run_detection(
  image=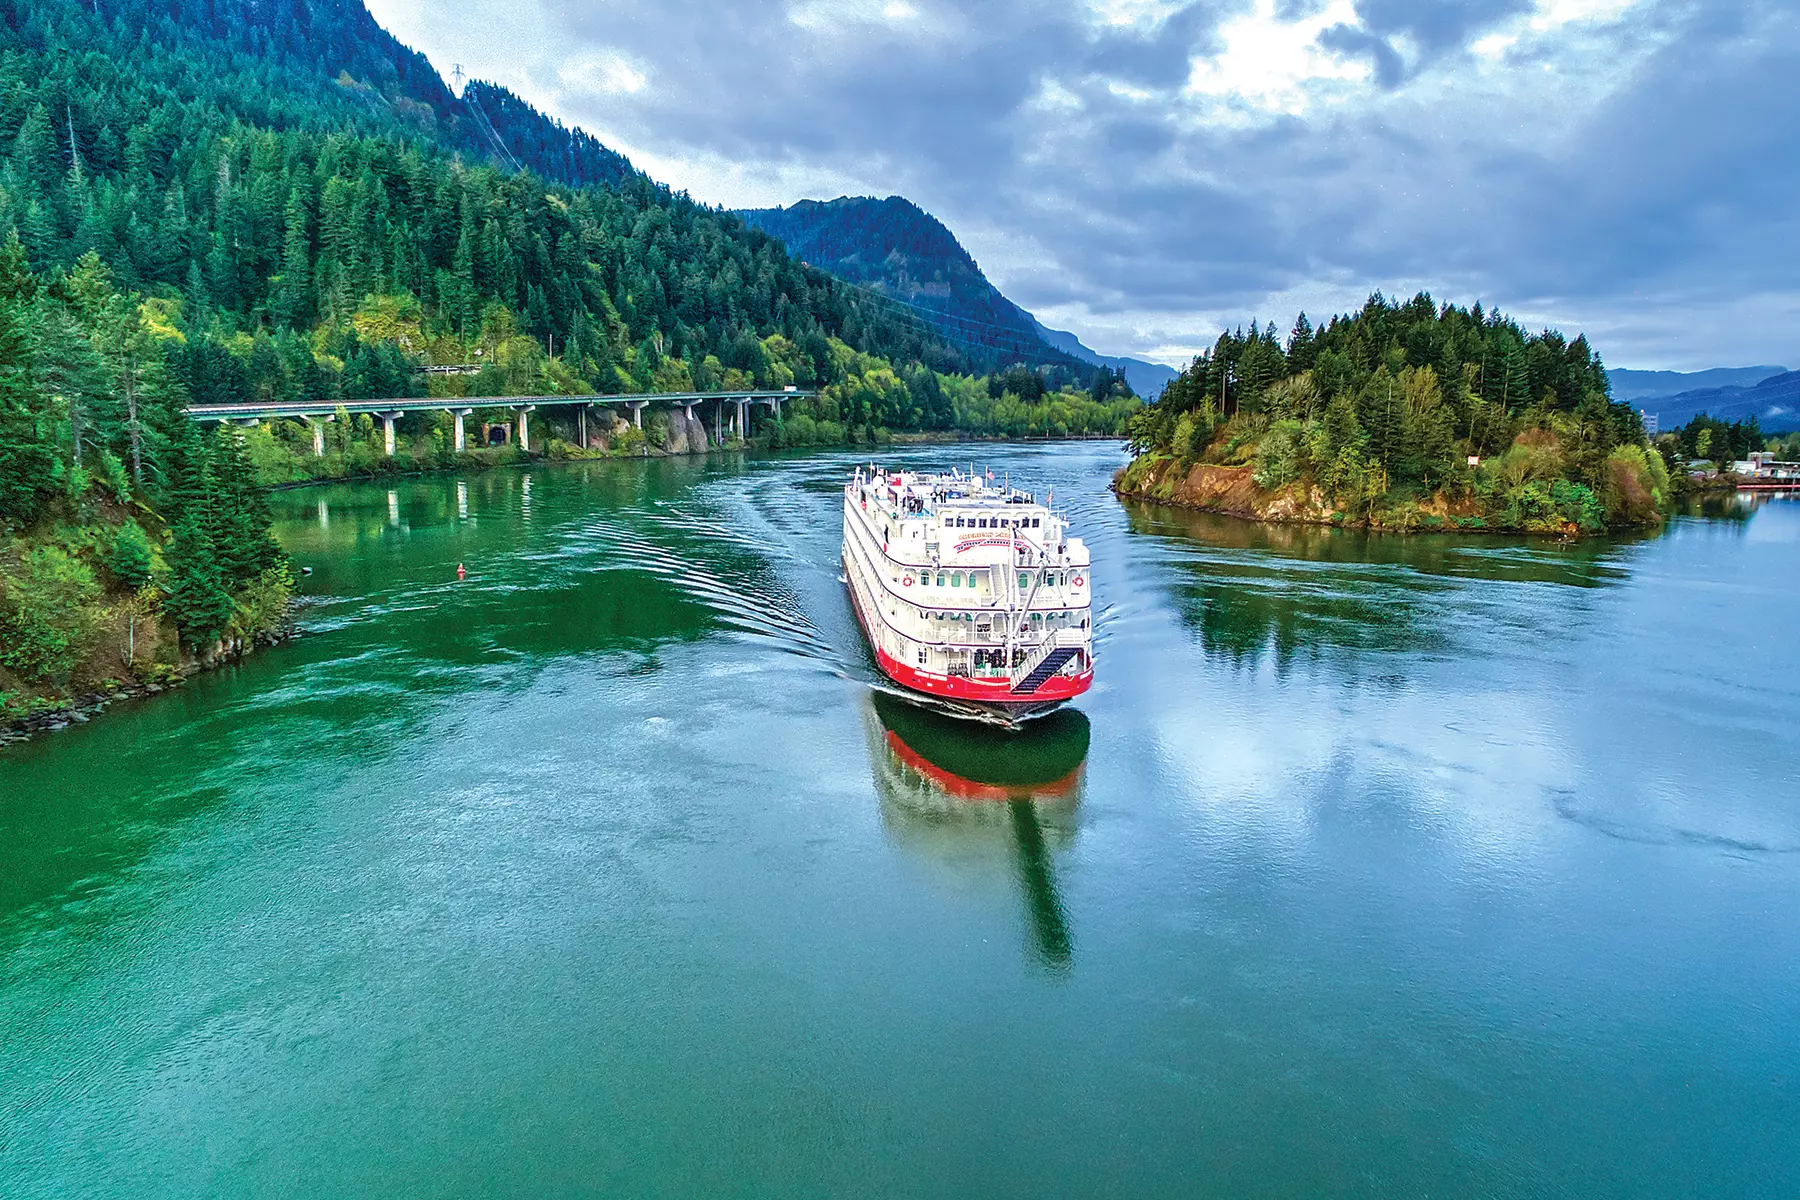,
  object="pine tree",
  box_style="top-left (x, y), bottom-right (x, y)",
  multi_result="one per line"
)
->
top-left (162, 510), bottom-right (234, 650)
top-left (205, 427), bottom-right (278, 585)
top-left (0, 291), bottom-right (58, 524)
top-left (108, 520), bottom-right (156, 589)
top-left (1286, 313), bottom-right (1316, 373)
